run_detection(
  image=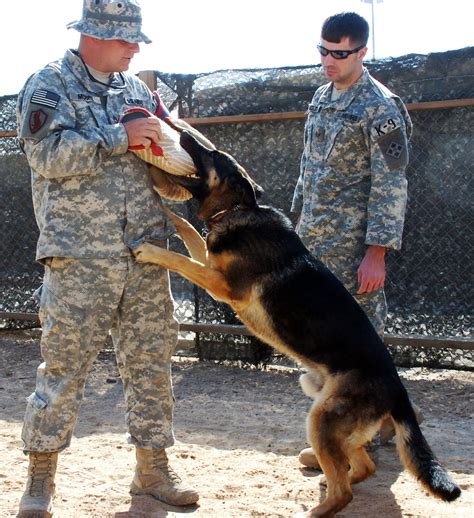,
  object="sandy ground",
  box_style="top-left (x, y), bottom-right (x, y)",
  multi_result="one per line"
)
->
top-left (1, 329), bottom-right (473, 518)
